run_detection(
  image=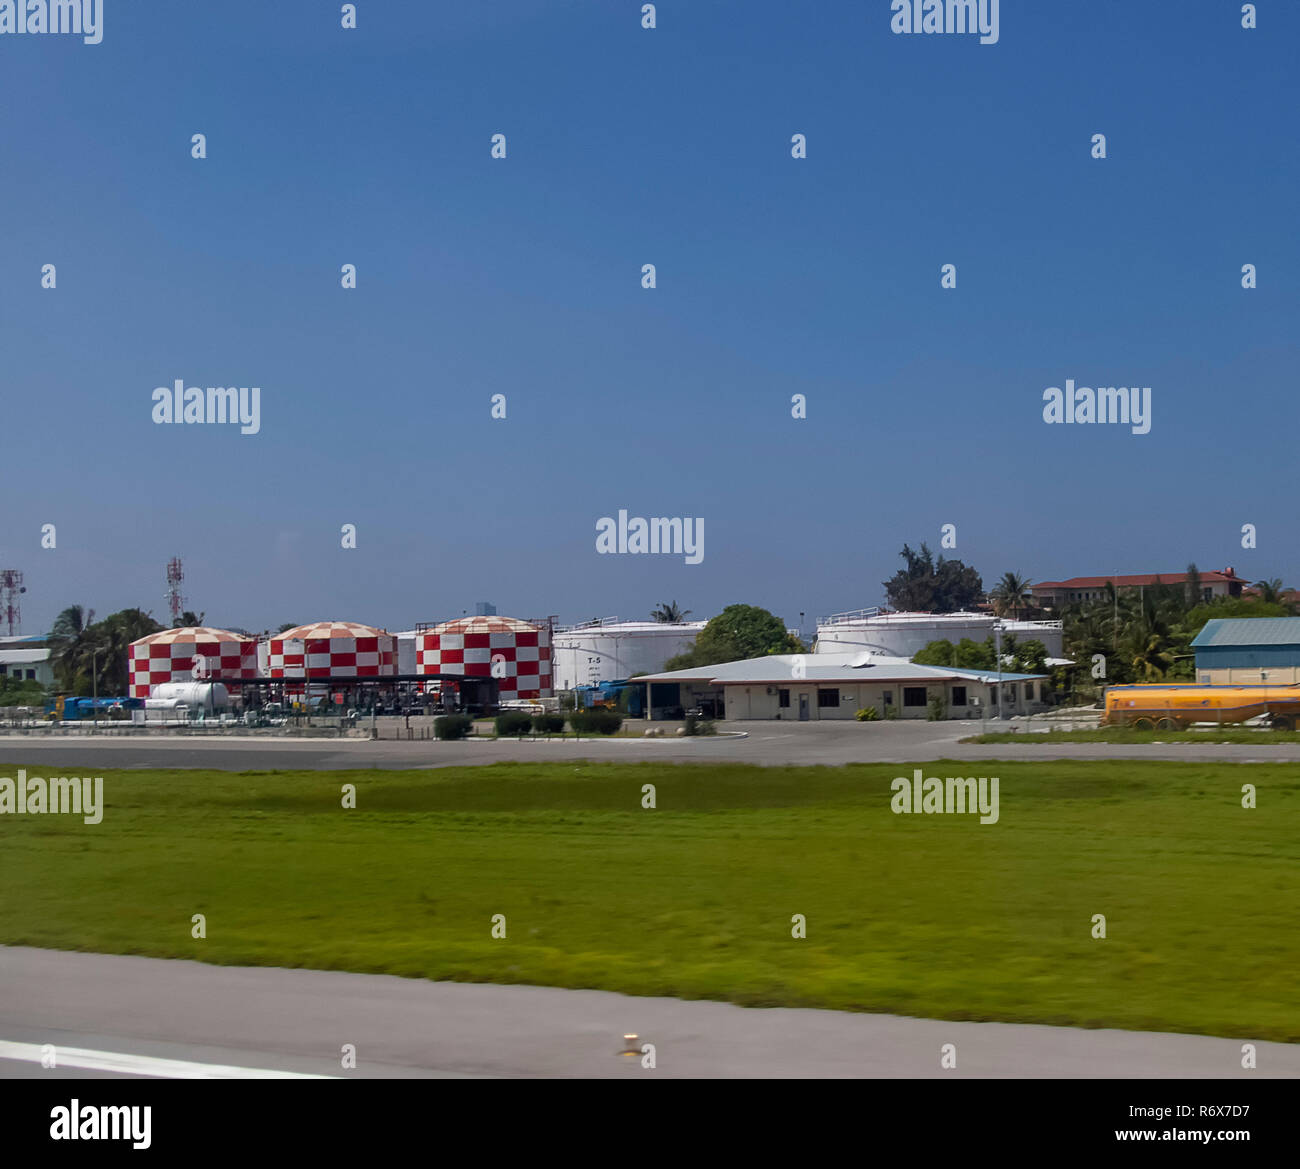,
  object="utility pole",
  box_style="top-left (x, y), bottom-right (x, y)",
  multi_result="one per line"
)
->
top-left (995, 620), bottom-right (1003, 720)
top-left (1113, 572), bottom-right (1118, 649)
